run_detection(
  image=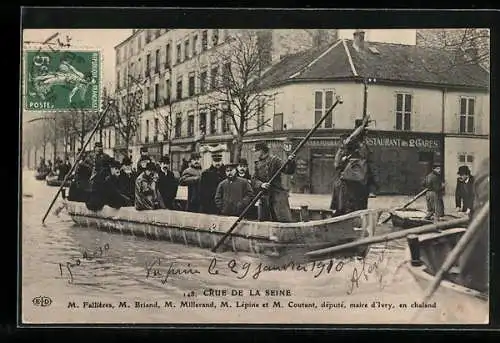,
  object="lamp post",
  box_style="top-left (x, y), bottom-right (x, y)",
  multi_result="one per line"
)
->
top-left (363, 77), bottom-right (377, 118)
